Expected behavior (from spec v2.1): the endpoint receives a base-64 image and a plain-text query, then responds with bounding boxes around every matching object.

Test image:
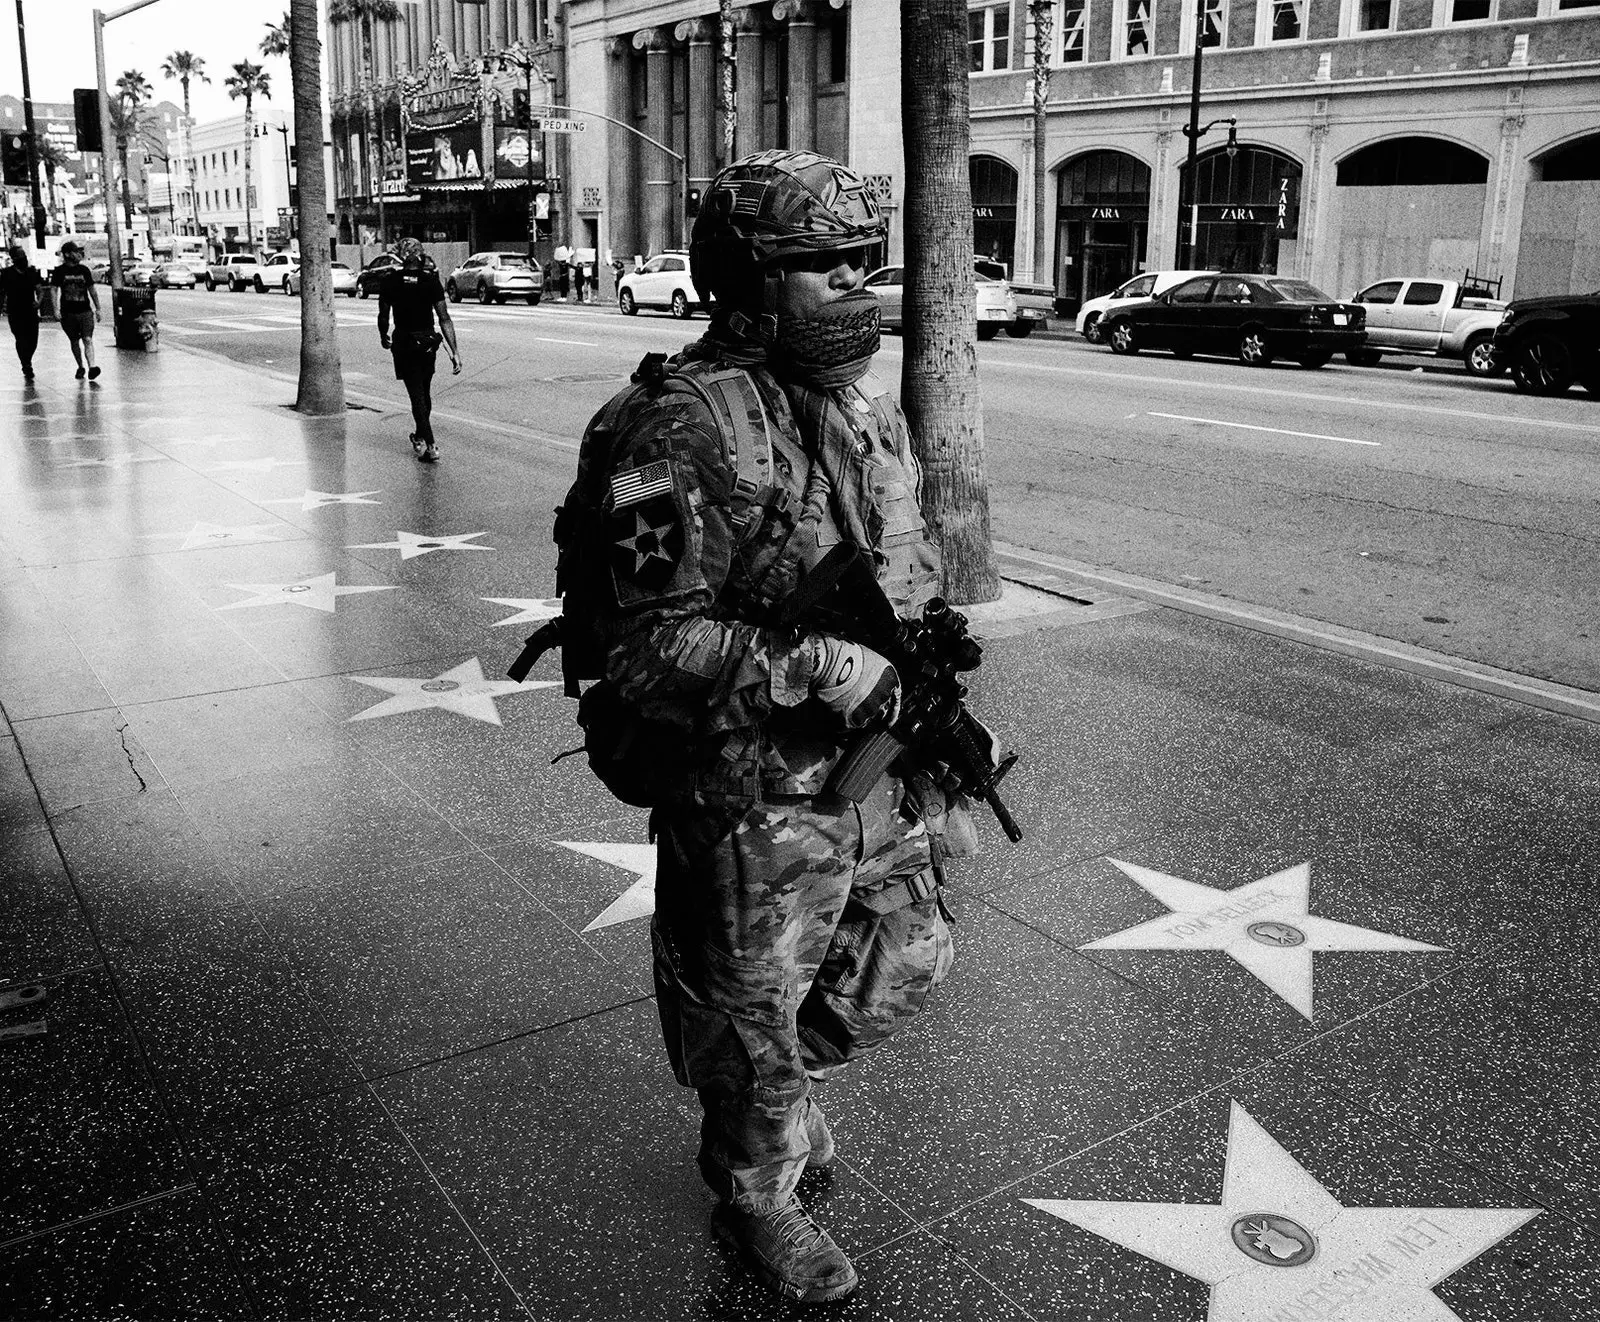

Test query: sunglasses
[777,247,869,275]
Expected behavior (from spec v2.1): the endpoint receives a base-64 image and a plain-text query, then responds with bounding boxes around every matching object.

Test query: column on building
[734,7,766,159]
[679,18,717,201]
[634,26,675,255]
[1485,87,1526,283]
[606,36,638,262]
[776,0,818,153]
[489,0,509,51]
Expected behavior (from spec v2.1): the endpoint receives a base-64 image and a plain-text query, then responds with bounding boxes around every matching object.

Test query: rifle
[784,544,1022,843]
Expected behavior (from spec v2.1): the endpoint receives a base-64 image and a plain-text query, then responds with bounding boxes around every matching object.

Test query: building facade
[970,0,1600,305]
[187,115,294,255]
[324,0,1599,302]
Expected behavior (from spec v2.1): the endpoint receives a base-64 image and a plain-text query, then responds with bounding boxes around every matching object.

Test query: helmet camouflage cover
[690,149,887,304]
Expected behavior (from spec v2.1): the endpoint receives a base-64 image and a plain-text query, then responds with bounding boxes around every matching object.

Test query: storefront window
[971,155,1019,271]
[1059,0,1088,61]
[1057,150,1152,307]
[1178,145,1303,273]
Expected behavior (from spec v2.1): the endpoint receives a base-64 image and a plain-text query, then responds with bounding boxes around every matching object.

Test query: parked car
[1102,273,1366,368]
[155,261,199,289]
[355,252,401,298]
[125,261,162,288]
[1349,276,1506,376]
[90,261,112,284]
[617,251,700,318]
[1076,270,1219,343]
[863,264,1017,340]
[445,252,542,305]
[1492,291,1600,398]
[287,262,358,298]
[206,253,264,292]
[258,252,299,293]
[974,256,1052,338]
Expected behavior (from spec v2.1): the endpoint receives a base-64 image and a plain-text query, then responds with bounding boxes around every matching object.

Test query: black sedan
[1103,274,1366,368]
[355,252,401,298]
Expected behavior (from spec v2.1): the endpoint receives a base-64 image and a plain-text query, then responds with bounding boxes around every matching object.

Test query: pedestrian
[0,243,43,381]
[571,251,587,305]
[50,241,100,381]
[562,150,999,1303]
[553,244,571,302]
[377,237,461,463]
[609,256,624,300]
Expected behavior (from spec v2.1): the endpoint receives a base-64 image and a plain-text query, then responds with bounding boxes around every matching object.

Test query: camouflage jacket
[592,335,943,804]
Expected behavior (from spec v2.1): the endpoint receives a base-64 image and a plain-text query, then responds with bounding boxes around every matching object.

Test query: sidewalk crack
[115,722,148,794]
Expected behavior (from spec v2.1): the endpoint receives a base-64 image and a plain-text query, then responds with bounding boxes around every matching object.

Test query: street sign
[536,118,586,134]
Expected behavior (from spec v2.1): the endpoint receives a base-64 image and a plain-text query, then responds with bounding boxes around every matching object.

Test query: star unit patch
[608,460,674,510]
[607,494,685,591]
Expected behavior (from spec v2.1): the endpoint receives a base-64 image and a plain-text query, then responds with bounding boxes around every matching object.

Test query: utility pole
[13,0,49,249]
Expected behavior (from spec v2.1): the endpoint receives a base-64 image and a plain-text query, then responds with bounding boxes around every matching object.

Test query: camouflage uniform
[592,337,960,1205]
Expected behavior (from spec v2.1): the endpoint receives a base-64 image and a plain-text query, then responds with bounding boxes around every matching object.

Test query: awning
[419,178,537,193]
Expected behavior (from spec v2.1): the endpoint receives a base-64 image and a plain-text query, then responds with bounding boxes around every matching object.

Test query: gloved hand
[380,334,391,351]
[810,636,900,729]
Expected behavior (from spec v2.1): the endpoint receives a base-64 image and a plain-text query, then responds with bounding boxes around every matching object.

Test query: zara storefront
[965,0,1600,311]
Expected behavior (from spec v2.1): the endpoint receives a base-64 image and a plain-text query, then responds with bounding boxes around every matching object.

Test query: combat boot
[717,1194,858,1304]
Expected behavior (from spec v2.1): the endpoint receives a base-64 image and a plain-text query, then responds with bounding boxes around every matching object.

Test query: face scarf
[770,288,881,389]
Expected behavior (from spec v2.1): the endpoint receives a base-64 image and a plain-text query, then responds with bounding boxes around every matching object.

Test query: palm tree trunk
[718,0,736,163]
[900,0,999,605]
[363,14,385,244]
[244,104,256,249]
[1030,0,1052,286]
[290,0,345,414]
[119,141,134,231]
[183,79,201,237]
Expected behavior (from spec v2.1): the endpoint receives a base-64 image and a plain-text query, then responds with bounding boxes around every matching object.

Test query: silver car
[862,265,1016,341]
[445,252,543,305]
[287,262,358,298]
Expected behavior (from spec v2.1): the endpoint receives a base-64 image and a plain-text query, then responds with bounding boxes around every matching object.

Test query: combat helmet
[689,150,887,309]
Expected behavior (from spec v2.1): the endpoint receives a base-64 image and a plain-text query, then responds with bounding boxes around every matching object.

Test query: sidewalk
[2,332,1595,1322]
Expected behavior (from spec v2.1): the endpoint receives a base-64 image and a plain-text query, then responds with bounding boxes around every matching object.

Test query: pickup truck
[206,253,265,292]
[1492,290,1600,398]
[1347,278,1506,376]
[975,257,1052,338]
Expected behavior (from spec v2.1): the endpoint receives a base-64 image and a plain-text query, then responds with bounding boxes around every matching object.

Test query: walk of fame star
[151,520,286,551]
[1081,859,1446,1020]
[346,657,557,725]
[348,530,493,560]
[264,489,382,512]
[1025,1102,1539,1322]
[483,597,563,627]
[55,453,166,469]
[559,842,657,931]
[218,572,394,614]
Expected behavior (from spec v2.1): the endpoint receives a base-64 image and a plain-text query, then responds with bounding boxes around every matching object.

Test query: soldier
[377,237,460,463]
[574,150,987,1303]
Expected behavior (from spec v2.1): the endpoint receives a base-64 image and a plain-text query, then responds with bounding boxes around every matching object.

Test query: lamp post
[12,0,49,249]
[493,41,555,252]
[1178,0,1237,268]
[255,118,294,250]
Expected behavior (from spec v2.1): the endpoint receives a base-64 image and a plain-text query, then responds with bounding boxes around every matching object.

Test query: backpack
[509,351,783,807]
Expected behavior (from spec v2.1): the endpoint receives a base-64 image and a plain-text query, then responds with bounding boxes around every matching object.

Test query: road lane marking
[983,353,1600,437]
[533,336,599,347]
[1150,411,1381,447]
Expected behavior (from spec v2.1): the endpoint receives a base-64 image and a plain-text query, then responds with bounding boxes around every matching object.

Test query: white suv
[618,252,700,319]
[258,252,299,293]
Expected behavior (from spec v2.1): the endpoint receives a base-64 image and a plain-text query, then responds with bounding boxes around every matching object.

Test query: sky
[0,0,316,125]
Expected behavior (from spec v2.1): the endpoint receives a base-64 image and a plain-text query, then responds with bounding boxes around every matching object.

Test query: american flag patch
[609,460,673,509]
[728,180,769,216]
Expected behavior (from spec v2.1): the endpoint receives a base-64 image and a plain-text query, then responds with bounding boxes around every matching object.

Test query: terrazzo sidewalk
[1,335,1596,1321]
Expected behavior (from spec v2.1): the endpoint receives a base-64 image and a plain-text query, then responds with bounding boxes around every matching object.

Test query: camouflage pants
[651,775,955,1206]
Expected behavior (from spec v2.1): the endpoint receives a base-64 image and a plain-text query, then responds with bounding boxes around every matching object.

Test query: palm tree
[113,69,153,233]
[1028,0,1053,286]
[163,51,209,238]
[225,61,272,251]
[36,138,66,230]
[329,0,401,244]
[288,0,344,413]
[901,0,1000,604]
[260,11,292,60]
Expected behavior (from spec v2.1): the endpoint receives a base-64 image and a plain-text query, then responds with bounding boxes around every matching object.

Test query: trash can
[113,286,160,352]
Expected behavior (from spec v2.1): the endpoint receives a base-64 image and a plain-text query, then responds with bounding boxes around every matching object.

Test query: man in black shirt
[377,237,460,463]
[49,241,101,381]
[0,244,43,381]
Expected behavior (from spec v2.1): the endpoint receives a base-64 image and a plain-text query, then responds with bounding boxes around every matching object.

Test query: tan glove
[810,636,900,729]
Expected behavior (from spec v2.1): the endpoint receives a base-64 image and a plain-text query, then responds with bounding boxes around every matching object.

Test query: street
[153,287,1600,693]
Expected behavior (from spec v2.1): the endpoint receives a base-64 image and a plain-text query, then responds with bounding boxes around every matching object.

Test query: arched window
[1534,134,1600,182]
[971,156,1019,269]
[1336,138,1489,186]
[1059,150,1151,208]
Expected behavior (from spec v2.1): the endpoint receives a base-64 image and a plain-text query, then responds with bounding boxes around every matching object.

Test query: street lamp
[255,118,294,251]
[1178,0,1238,269]
[94,0,168,291]
[493,41,557,251]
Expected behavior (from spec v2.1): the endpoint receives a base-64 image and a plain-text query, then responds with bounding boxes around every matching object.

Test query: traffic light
[512,88,530,130]
[1,132,30,187]
[73,88,103,153]
[686,187,702,218]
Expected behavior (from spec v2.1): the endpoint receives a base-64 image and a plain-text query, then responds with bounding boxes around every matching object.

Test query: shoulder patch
[609,460,674,510]
[607,494,684,591]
